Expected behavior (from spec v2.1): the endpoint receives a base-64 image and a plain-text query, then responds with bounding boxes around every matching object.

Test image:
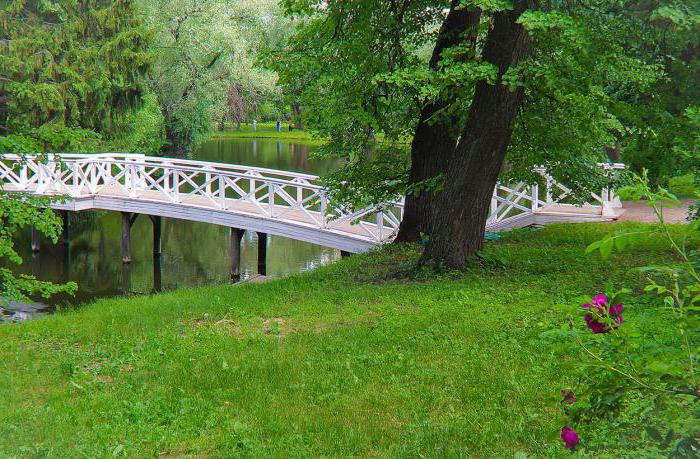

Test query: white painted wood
[0,154,625,251]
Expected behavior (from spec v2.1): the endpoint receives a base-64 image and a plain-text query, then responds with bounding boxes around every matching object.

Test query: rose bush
[546,174,699,455]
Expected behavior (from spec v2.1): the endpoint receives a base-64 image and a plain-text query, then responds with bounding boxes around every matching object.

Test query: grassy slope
[0,223,683,457]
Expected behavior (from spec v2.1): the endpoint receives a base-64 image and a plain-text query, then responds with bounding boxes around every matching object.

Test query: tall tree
[0,0,151,305]
[277,0,691,268]
[396,2,480,242]
[0,0,152,151]
[420,0,536,264]
[140,0,283,153]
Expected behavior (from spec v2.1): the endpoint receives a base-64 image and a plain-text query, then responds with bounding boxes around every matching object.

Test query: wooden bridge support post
[257,232,267,276]
[121,212,139,264]
[31,226,40,253]
[149,215,162,257]
[121,262,132,294]
[229,228,245,282]
[153,255,162,293]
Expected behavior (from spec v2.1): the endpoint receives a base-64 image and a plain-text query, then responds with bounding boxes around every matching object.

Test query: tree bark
[395,3,480,242]
[420,0,537,268]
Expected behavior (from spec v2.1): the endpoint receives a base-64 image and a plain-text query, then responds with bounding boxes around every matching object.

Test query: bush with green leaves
[547,175,699,455]
[668,174,698,200]
[0,151,77,316]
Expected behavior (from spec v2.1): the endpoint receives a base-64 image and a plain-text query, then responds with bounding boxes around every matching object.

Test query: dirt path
[616,200,694,224]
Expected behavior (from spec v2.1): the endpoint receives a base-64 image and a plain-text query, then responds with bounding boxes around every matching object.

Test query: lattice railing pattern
[0,154,623,243]
[486,164,625,229]
[0,154,404,243]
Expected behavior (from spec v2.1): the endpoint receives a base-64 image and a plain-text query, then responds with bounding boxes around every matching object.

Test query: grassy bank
[208,123,411,146]
[0,223,685,456]
[210,123,322,143]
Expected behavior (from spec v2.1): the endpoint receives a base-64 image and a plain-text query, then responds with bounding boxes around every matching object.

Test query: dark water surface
[2,137,342,321]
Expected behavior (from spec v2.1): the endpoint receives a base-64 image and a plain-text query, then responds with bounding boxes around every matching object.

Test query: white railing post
[19,163,27,189]
[47,157,56,193]
[163,168,170,197]
[490,189,498,221]
[531,183,539,212]
[128,164,138,197]
[36,162,46,194]
[268,183,275,217]
[68,161,80,196]
[172,170,180,203]
[376,210,384,241]
[600,187,615,217]
[91,161,100,193]
[218,175,226,209]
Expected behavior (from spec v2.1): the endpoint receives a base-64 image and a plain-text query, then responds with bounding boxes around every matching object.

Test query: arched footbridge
[0,154,625,256]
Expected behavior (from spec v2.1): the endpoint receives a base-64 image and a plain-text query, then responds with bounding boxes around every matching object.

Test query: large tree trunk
[395,3,481,242]
[420,0,537,268]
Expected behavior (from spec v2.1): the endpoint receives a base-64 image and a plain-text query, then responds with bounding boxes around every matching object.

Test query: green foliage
[556,176,699,455]
[613,5,700,183]
[273,0,691,211]
[0,190,77,309]
[112,92,166,154]
[0,0,153,149]
[140,0,285,153]
[668,174,698,199]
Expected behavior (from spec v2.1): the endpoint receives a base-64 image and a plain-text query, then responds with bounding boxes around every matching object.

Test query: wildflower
[584,313,609,334]
[561,389,575,405]
[583,294,623,334]
[561,426,580,450]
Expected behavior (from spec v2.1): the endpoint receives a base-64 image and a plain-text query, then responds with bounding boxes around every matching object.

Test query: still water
[2,137,342,321]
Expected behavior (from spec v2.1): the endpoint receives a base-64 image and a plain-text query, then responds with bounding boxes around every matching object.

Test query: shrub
[667,174,698,199]
[550,174,699,455]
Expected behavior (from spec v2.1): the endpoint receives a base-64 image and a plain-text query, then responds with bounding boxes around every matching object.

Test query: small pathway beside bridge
[617,200,694,224]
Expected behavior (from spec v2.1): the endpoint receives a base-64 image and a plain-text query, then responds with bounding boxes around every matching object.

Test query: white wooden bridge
[0,154,624,256]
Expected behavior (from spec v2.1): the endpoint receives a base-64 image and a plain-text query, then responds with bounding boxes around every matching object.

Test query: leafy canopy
[274,0,698,210]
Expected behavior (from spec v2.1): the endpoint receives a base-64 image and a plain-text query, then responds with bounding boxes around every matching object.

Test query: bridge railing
[0,154,403,243]
[0,154,624,242]
[487,163,625,229]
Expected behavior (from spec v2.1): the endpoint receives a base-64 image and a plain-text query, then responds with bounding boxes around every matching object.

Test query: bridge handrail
[0,153,625,246]
[2,153,320,186]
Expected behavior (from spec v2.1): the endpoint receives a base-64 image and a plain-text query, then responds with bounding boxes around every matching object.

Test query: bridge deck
[4,183,380,252]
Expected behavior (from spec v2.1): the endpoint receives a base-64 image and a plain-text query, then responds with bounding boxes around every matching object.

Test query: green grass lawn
[208,123,411,147]
[0,223,685,457]
[210,123,322,143]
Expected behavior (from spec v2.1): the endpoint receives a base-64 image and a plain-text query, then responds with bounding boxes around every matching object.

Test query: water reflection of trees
[192,138,341,175]
[2,139,343,315]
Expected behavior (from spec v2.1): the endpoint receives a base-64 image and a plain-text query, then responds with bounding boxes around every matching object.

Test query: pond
[1,137,343,321]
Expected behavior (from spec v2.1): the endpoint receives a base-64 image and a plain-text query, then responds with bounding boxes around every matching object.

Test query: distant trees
[140,0,285,153]
[1,0,299,155]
